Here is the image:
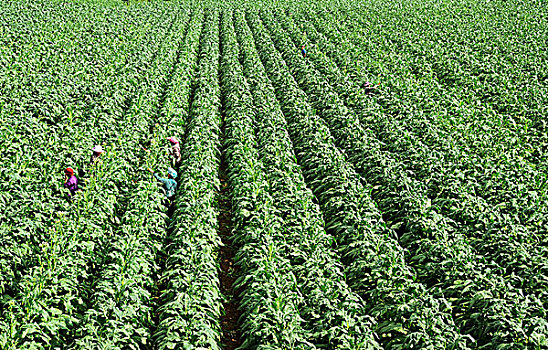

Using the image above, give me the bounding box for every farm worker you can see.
[363,81,380,94]
[148,167,177,201]
[63,167,79,200]
[301,45,306,57]
[89,145,105,166]
[167,136,182,166]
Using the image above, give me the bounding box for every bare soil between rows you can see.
[218,123,242,350]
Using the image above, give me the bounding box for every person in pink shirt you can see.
[167,136,181,166]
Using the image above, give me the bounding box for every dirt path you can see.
[218,119,243,350]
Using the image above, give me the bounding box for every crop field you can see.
[0,0,547,349]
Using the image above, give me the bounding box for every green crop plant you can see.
[0,0,546,349]
[154,9,223,350]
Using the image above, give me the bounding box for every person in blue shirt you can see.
[148,167,177,201]
[301,45,306,57]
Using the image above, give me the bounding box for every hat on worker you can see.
[92,145,104,153]
[65,167,74,176]
[167,167,177,179]
[167,137,179,144]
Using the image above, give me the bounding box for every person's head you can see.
[167,137,179,145]
[92,145,105,155]
[167,167,177,179]
[65,167,74,177]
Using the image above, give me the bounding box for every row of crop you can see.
[0,0,147,305]
[274,6,548,348]
[219,10,313,348]
[304,1,545,201]
[302,4,548,251]
[321,1,547,224]
[152,8,204,346]
[264,6,548,348]
[152,5,204,345]
[152,5,206,349]
[160,6,202,136]
[153,9,223,350]
[240,9,400,349]
[286,5,548,313]
[0,3,181,348]
[282,0,544,265]
[70,7,192,348]
[329,0,548,132]
[66,5,184,344]
[344,2,547,261]
[0,1,195,346]
[244,8,475,349]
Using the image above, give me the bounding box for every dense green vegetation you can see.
[0,0,546,349]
